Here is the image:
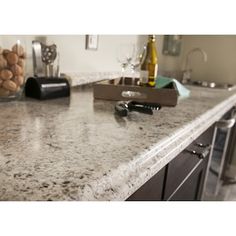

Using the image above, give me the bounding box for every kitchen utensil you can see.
[32,40,44,77]
[115,100,161,117]
[41,43,57,77]
[55,52,60,77]
[25,77,70,100]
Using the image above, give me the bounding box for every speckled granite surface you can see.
[65,71,140,86]
[65,72,120,86]
[0,85,236,201]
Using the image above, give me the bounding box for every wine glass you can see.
[129,45,147,85]
[116,43,135,84]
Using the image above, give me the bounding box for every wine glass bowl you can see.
[130,45,147,85]
[116,43,135,84]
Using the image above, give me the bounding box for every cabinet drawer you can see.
[127,167,166,201]
[164,147,201,200]
[164,126,213,200]
[168,157,208,201]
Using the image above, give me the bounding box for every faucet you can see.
[182,48,208,83]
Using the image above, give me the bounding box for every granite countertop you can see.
[0,85,236,201]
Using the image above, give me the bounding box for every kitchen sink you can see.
[183,80,236,91]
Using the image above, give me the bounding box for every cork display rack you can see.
[93,77,178,107]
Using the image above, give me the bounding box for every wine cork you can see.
[8,85,20,95]
[2,49,11,57]
[6,52,19,65]
[0,78,3,87]
[12,44,24,57]
[18,58,25,67]
[21,52,27,59]
[0,87,10,97]
[15,86,20,92]
[0,55,7,69]
[0,69,13,80]
[2,80,17,92]
[11,64,23,76]
[12,75,24,86]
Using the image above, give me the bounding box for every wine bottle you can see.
[140,35,158,87]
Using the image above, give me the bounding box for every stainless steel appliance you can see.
[203,107,236,198]
[28,40,70,100]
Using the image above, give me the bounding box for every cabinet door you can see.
[164,148,201,200]
[127,125,213,201]
[168,157,208,201]
[164,126,214,200]
[127,167,166,201]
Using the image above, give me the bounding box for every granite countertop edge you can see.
[88,92,236,200]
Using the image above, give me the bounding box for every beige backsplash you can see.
[181,35,236,85]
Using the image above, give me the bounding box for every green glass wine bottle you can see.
[140,35,158,87]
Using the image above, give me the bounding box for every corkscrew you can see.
[115,101,161,117]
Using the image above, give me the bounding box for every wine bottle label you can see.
[140,70,149,84]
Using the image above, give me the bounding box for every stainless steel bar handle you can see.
[214,127,232,195]
[201,126,218,200]
[216,118,235,129]
[214,117,235,196]
[231,106,236,119]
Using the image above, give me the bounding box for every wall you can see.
[0,35,139,75]
[47,35,181,74]
[181,35,236,84]
[0,35,182,78]
[156,35,183,72]
[46,35,138,73]
[137,35,183,73]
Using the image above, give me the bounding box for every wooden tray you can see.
[93,77,178,107]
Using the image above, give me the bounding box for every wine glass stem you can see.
[121,66,125,85]
[131,66,135,85]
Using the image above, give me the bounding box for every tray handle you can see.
[121,90,147,99]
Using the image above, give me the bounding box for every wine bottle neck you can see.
[148,35,156,42]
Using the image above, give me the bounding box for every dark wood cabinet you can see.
[127,167,166,201]
[164,126,213,200]
[163,149,201,200]
[126,125,214,201]
[168,156,208,201]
